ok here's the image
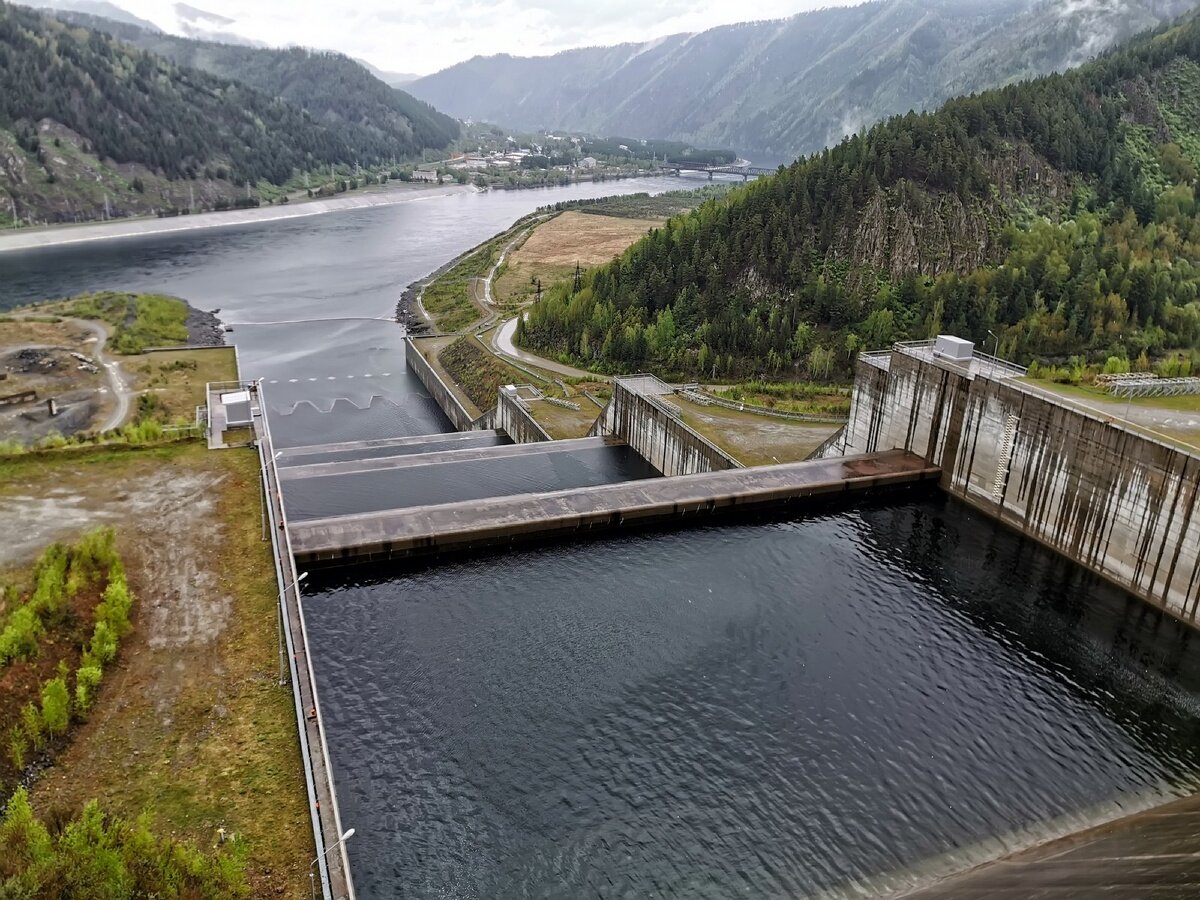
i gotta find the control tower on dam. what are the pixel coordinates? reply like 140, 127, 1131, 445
824, 336, 1200, 624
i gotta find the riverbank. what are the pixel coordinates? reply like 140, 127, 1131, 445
0, 181, 474, 253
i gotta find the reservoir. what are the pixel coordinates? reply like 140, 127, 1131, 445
4, 179, 1200, 897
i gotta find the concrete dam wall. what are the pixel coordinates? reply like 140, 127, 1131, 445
842, 348, 1200, 622
597, 376, 742, 476
405, 338, 494, 432
495, 387, 552, 444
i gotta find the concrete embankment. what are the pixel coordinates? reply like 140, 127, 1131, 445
842, 348, 1200, 622
288, 449, 939, 565
496, 386, 553, 443
405, 337, 494, 430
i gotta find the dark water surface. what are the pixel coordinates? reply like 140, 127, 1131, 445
283, 443, 657, 521
305, 497, 1200, 899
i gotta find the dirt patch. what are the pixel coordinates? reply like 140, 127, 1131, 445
1, 444, 311, 897
494, 211, 661, 305
0, 318, 111, 444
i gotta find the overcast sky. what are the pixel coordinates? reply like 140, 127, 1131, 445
116, 0, 865, 77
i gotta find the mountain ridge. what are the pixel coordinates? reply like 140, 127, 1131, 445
410, 0, 1195, 161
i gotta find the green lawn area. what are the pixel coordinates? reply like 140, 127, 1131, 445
64, 291, 190, 353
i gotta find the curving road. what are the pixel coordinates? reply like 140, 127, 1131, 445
491, 315, 601, 380
73, 318, 131, 432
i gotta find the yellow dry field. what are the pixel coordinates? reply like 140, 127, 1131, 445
494, 211, 661, 305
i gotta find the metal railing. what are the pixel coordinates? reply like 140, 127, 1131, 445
256, 388, 355, 900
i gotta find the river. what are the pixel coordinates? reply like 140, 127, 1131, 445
3, 179, 1200, 898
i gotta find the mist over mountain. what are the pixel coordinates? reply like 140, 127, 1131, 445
409, 0, 1196, 162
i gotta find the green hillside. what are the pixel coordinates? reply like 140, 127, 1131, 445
519, 16, 1200, 379
49, 11, 460, 162
0, 2, 457, 225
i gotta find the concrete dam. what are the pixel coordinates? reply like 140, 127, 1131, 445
831, 339, 1200, 623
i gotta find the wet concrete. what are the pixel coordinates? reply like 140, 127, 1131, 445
903, 791, 1200, 898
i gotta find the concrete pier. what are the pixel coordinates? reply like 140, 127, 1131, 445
288, 449, 940, 565
596, 375, 742, 475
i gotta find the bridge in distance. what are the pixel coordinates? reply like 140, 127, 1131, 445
667, 160, 775, 179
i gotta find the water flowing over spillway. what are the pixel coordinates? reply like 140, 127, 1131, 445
5, 180, 1200, 898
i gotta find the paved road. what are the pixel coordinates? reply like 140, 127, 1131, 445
491, 316, 601, 380
74, 318, 131, 432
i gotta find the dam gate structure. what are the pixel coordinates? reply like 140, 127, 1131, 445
831, 338, 1200, 622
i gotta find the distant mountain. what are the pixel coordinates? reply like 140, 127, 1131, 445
520, 12, 1200, 378
0, 2, 456, 225
409, 0, 1195, 161
356, 58, 420, 87
31, 0, 158, 31
43, 10, 460, 165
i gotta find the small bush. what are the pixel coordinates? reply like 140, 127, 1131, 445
21, 703, 43, 751
75, 665, 103, 712
7, 726, 26, 771
40, 677, 71, 736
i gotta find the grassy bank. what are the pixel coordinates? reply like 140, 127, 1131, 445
438, 336, 527, 411
0, 443, 311, 896
419, 218, 539, 332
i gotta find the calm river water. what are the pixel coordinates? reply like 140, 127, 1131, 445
3, 179, 1200, 898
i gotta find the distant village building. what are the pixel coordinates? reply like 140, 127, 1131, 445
578, 157, 598, 170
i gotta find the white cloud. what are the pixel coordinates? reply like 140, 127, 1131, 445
115, 0, 866, 76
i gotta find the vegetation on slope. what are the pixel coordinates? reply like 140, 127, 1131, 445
53, 11, 460, 162
519, 16, 1200, 380
0, 2, 458, 224
438, 336, 517, 411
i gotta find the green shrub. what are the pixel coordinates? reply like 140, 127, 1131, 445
40, 677, 71, 735
0, 606, 44, 665
75, 665, 102, 712
20, 702, 43, 751
88, 620, 118, 666
7, 726, 26, 771
0, 789, 249, 897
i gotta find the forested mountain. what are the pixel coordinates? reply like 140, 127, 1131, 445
0, 3, 457, 225
519, 14, 1200, 379
44, 11, 460, 162
409, 0, 1194, 163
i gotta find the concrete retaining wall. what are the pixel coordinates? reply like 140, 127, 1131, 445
495, 387, 551, 443
405, 338, 494, 431
844, 351, 1200, 621
597, 380, 742, 475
